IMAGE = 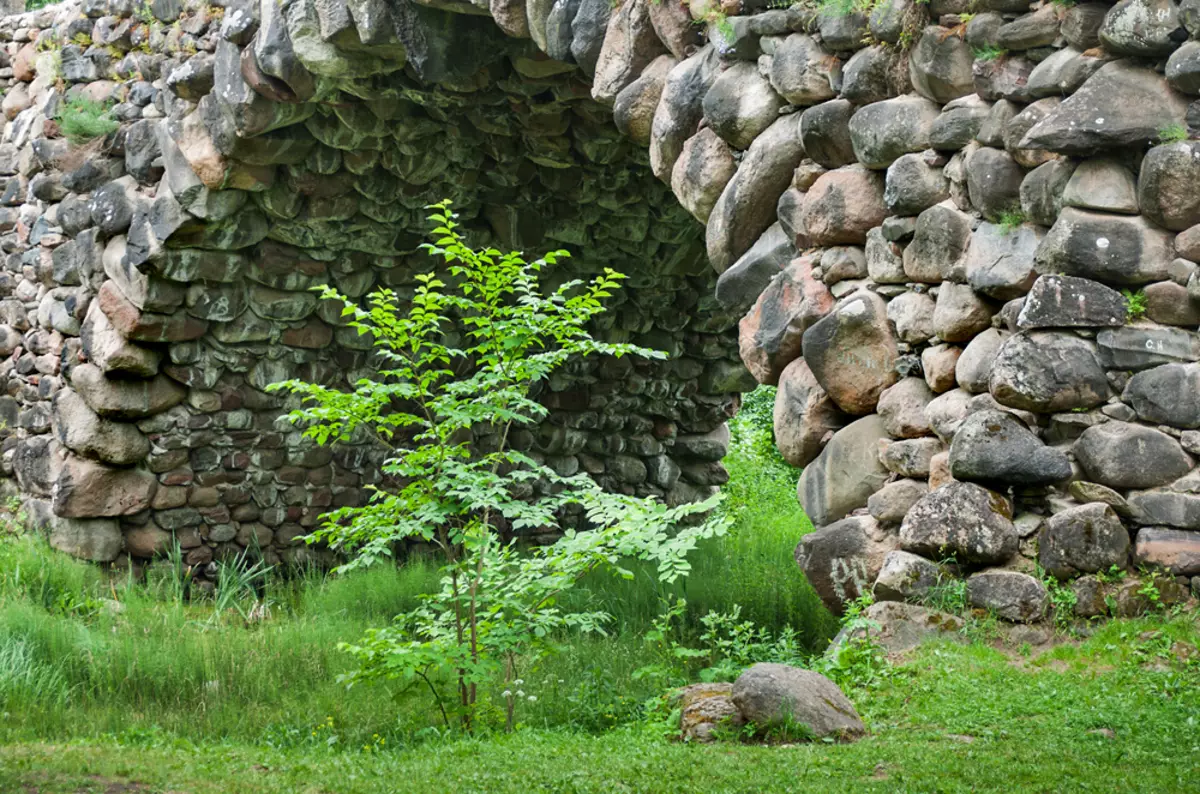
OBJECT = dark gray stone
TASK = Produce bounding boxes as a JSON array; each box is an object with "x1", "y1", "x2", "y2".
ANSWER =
[
  {"x1": 900, "y1": 481, "x2": 1018, "y2": 565},
  {"x1": 1075, "y1": 421, "x2": 1193, "y2": 488},
  {"x1": 1016, "y1": 275, "x2": 1127, "y2": 329},
  {"x1": 990, "y1": 331, "x2": 1108, "y2": 413},
  {"x1": 1123, "y1": 363, "x2": 1200, "y2": 428},
  {"x1": 1039, "y1": 503, "x2": 1130, "y2": 579},
  {"x1": 949, "y1": 409, "x2": 1071, "y2": 485}
]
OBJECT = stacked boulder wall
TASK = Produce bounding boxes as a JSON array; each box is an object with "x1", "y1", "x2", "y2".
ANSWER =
[
  {"x1": 0, "y1": 0, "x2": 755, "y2": 574},
  {"x1": 4, "y1": 0, "x2": 1200, "y2": 626}
]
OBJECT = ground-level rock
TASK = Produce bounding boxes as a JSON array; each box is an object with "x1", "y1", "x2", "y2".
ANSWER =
[
  {"x1": 794, "y1": 514, "x2": 898, "y2": 615},
  {"x1": 731, "y1": 663, "x2": 866, "y2": 739},
  {"x1": 966, "y1": 570, "x2": 1048, "y2": 623}
]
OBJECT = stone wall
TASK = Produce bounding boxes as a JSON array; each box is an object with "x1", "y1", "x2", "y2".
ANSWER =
[
  {"x1": 4, "y1": 0, "x2": 1200, "y2": 623},
  {"x1": 0, "y1": 0, "x2": 752, "y2": 577}
]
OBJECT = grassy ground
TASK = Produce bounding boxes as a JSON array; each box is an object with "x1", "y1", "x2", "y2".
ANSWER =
[
  {"x1": 3, "y1": 619, "x2": 1199, "y2": 793},
  {"x1": 0, "y1": 388, "x2": 831, "y2": 747},
  {"x1": 3, "y1": 387, "x2": 1199, "y2": 791}
]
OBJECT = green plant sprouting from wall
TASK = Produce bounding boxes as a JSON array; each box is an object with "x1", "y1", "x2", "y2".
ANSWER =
[
  {"x1": 1122, "y1": 289, "x2": 1148, "y2": 322},
  {"x1": 56, "y1": 97, "x2": 119, "y2": 146}
]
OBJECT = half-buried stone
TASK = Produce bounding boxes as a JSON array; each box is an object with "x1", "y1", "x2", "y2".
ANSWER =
[
  {"x1": 949, "y1": 409, "x2": 1072, "y2": 485},
  {"x1": 990, "y1": 331, "x2": 1108, "y2": 413},
  {"x1": 802, "y1": 290, "x2": 898, "y2": 415},
  {"x1": 899, "y1": 481, "x2": 1018, "y2": 565},
  {"x1": 873, "y1": 550, "x2": 942, "y2": 602},
  {"x1": 1074, "y1": 422, "x2": 1194, "y2": 489},
  {"x1": 797, "y1": 414, "x2": 891, "y2": 526}
]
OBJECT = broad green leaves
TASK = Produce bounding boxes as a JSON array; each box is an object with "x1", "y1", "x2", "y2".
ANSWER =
[{"x1": 270, "y1": 201, "x2": 727, "y2": 731}]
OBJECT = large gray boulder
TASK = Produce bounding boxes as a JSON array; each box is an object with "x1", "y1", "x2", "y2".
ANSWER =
[
  {"x1": 1039, "y1": 503, "x2": 1131, "y2": 579},
  {"x1": 794, "y1": 514, "x2": 897, "y2": 615},
  {"x1": 899, "y1": 481, "x2": 1018, "y2": 565},
  {"x1": 72, "y1": 363, "x2": 186, "y2": 420},
  {"x1": 1020, "y1": 61, "x2": 1189, "y2": 153},
  {"x1": 1123, "y1": 363, "x2": 1200, "y2": 428},
  {"x1": 707, "y1": 114, "x2": 805, "y2": 272},
  {"x1": 1074, "y1": 421, "x2": 1193, "y2": 489},
  {"x1": 802, "y1": 291, "x2": 898, "y2": 415},
  {"x1": 731, "y1": 664, "x2": 865, "y2": 738},
  {"x1": 989, "y1": 331, "x2": 1109, "y2": 413},
  {"x1": 1035, "y1": 207, "x2": 1175, "y2": 286},
  {"x1": 848, "y1": 96, "x2": 941, "y2": 169},
  {"x1": 797, "y1": 415, "x2": 891, "y2": 526},
  {"x1": 949, "y1": 409, "x2": 1071, "y2": 485}
]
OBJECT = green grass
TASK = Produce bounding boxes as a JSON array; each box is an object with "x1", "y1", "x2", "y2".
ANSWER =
[
  {"x1": 995, "y1": 206, "x2": 1026, "y2": 232},
  {"x1": 972, "y1": 46, "x2": 1007, "y2": 62},
  {"x1": 5, "y1": 386, "x2": 1198, "y2": 791},
  {"x1": 1157, "y1": 123, "x2": 1189, "y2": 145},
  {"x1": 55, "y1": 97, "x2": 119, "y2": 145},
  {"x1": 0, "y1": 387, "x2": 830, "y2": 747},
  {"x1": 3, "y1": 619, "x2": 1199, "y2": 792}
]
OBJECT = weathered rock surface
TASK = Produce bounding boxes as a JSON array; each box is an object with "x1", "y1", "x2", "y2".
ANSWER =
[
  {"x1": 949, "y1": 410, "x2": 1071, "y2": 485},
  {"x1": 1016, "y1": 275, "x2": 1127, "y2": 329},
  {"x1": 1134, "y1": 526, "x2": 1200, "y2": 575},
  {"x1": 1075, "y1": 422, "x2": 1193, "y2": 489},
  {"x1": 732, "y1": 664, "x2": 865, "y2": 738},
  {"x1": 739, "y1": 256, "x2": 833, "y2": 385},
  {"x1": 802, "y1": 291, "x2": 898, "y2": 415},
  {"x1": 990, "y1": 332, "x2": 1108, "y2": 413},
  {"x1": 1039, "y1": 503, "x2": 1131, "y2": 579},
  {"x1": 773, "y1": 359, "x2": 846, "y2": 468},
  {"x1": 900, "y1": 481, "x2": 1018, "y2": 565},
  {"x1": 797, "y1": 415, "x2": 891, "y2": 526},
  {"x1": 966, "y1": 570, "x2": 1048, "y2": 623}
]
